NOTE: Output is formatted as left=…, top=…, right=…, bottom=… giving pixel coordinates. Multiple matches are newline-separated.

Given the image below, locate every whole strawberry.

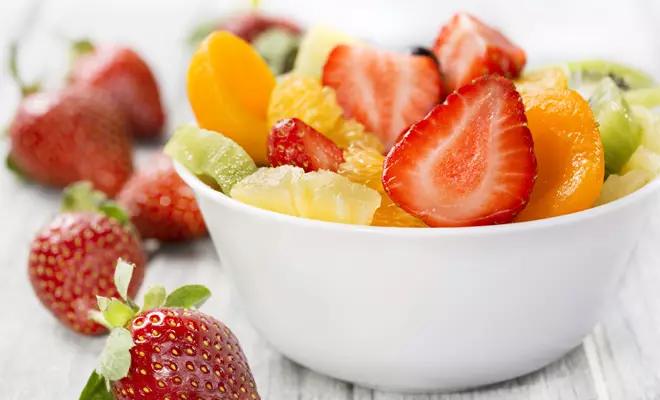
left=8, top=86, right=133, bottom=196
left=6, top=43, right=133, bottom=196
left=79, top=263, right=261, bottom=400
left=70, top=40, right=166, bottom=139
left=28, top=183, right=146, bottom=335
left=117, top=152, right=207, bottom=241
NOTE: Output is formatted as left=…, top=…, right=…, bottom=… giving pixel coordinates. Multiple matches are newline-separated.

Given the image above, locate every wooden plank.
left=587, top=204, right=660, bottom=400
left=363, top=348, right=596, bottom=400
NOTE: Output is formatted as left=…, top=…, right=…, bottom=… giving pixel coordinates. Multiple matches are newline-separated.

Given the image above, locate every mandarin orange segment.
left=372, top=197, right=428, bottom=228
left=515, top=67, right=568, bottom=95
left=268, top=75, right=343, bottom=134
left=268, top=75, right=384, bottom=152
left=516, top=89, right=605, bottom=222
left=187, top=31, right=276, bottom=165
left=338, top=145, right=427, bottom=227
left=337, top=145, right=385, bottom=191
left=327, top=118, right=384, bottom=153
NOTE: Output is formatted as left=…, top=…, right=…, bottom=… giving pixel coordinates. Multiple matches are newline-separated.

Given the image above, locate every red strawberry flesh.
left=112, top=308, right=260, bottom=400
left=322, top=45, right=443, bottom=151
left=382, top=76, right=536, bottom=227
left=267, top=118, right=344, bottom=172
left=432, top=12, right=526, bottom=94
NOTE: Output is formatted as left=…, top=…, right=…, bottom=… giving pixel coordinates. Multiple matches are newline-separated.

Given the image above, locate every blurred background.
left=2, top=1, right=660, bottom=399
left=3, top=0, right=660, bottom=134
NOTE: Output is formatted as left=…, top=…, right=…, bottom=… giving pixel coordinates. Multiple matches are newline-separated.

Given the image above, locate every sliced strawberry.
left=322, top=45, right=442, bottom=152
left=382, top=76, right=537, bottom=227
left=267, top=118, right=344, bottom=172
left=432, top=12, right=526, bottom=94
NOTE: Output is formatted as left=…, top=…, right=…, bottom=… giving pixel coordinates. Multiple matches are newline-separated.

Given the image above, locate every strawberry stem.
left=8, top=41, right=40, bottom=97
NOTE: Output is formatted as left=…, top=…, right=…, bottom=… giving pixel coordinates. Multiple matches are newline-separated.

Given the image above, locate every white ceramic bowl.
left=175, top=161, right=660, bottom=392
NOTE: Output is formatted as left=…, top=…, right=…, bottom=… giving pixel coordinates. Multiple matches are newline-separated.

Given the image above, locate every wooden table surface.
left=1, top=1, right=660, bottom=399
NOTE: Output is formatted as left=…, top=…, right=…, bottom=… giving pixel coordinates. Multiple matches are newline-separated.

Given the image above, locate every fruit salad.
left=167, top=11, right=660, bottom=228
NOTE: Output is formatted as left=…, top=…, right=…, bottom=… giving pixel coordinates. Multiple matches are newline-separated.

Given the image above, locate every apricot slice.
left=516, top=89, right=605, bottom=222
left=187, top=31, right=276, bottom=165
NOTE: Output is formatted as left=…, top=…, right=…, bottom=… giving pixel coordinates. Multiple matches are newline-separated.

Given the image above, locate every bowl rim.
left=175, top=161, right=660, bottom=236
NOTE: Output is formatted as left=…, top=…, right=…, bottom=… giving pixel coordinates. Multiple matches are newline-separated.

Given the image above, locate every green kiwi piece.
left=631, top=105, right=660, bottom=154
left=588, top=77, right=642, bottom=175
left=164, top=125, right=258, bottom=194
left=595, top=169, right=655, bottom=206
left=624, top=87, right=660, bottom=108
left=536, top=60, right=655, bottom=100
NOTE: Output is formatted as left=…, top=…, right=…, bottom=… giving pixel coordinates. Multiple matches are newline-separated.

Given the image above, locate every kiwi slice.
left=561, top=60, right=656, bottom=99
left=631, top=105, right=660, bottom=154
left=164, top=125, right=258, bottom=194
left=621, top=146, right=660, bottom=176
left=252, top=28, right=300, bottom=76
left=624, top=87, right=660, bottom=108
left=588, top=77, right=642, bottom=175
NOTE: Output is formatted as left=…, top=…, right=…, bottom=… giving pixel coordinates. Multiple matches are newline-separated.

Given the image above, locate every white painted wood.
left=0, top=0, right=660, bottom=399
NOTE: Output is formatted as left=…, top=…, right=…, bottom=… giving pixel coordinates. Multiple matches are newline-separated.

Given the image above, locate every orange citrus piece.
left=268, top=75, right=384, bottom=152
left=338, top=145, right=427, bottom=227
left=187, top=31, right=276, bottom=165
left=515, top=67, right=568, bottom=95
left=516, top=89, right=605, bottom=222
left=327, top=118, right=384, bottom=153
left=268, top=75, right=343, bottom=134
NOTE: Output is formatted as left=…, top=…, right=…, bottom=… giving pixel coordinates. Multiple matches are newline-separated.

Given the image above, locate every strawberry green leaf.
left=61, top=182, right=130, bottom=226
left=71, top=39, right=96, bottom=58
left=114, top=259, right=134, bottom=303
left=5, top=155, right=27, bottom=181
left=98, top=203, right=131, bottom=227
left=89, top=310, right=112, bottom=330
left=142, top=285, right=166, bottom=311
left=97, top=328, right=134, bottom=382
left=164, top=285, right=211, bottom=309
left=103, top=299, right=135, bottom=328
left=8, top=41, right=40, bottom=96
left=91, top=296, right=113, bottom=328
left=78, top=371, right=115, bottom=400
left=97, top=296, right=111, bottom=312
left=62, top=181, right=107, bottom=212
